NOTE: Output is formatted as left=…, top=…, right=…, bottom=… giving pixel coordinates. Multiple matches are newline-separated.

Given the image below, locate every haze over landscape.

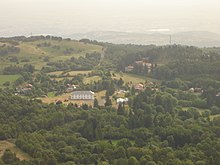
left=0, top=0, right=220, bottom=34
left=2, top=1, right=220, bottom=164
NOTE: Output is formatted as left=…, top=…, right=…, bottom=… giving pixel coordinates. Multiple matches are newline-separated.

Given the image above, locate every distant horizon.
left=1, top=30, right=220, bottom=39
left=1, top=0, right=220, bottom=37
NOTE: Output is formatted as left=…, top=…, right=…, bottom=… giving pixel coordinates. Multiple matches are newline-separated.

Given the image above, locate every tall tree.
left=93, top=98, right=99, bottom=108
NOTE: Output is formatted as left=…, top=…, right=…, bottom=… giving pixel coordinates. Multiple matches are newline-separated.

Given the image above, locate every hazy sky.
left=0, top=0, right=220, bottom=36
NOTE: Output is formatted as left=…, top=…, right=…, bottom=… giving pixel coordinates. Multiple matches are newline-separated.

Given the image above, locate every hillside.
left=1, top=36, right=220, bottom=165
left=0, top=36, right=103, bottom=72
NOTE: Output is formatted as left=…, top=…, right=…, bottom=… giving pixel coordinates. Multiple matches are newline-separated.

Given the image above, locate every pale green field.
left=0, top=39, right=103, bottom=72
left=47, top=71, right=65, bottom=76
left=0, top=75, right=20, bottom=86
left=48, top=70, right=92, bottom=76
left=113, top=72, right=158, bottom=84
left=68, top=70, right=91, bottom=76
left=210, top=114, right=220, bottom=121
left=41, top=90, right=106, bottom=106
left=0, top=140, right=31, bottom=160
left=84, top=76, right=102, bottom=84
left=182, top=107, right=210, bottom=114
left=29, top=40, right=103, bottom=56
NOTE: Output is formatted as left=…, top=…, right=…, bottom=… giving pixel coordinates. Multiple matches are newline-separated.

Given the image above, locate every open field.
left=84, top=76, right=102, bottom=84
left=0, top=75, right=20, bottom=86
left=41, top=90, right=106, bottom=106
left=68, top=70, right=91, bottom=76
left=0, top=140, right=31, bottom=160
left=210, top=114, right=220, bottom=121
left=182, top=107, right=210, bottom=114
left=112, top=72, right=159, bottom=84
left=29, top=40, right=103, bottom=57
left=47, top=71, right=65, bottom=76
left=0, top=39, right=103, bottom=72
left=48, top=70, right=92, bottom=77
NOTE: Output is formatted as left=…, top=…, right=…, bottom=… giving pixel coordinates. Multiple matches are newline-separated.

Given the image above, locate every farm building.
left=134, top=83, right=144, bottom=91
left=116, top=98, right=128, bottom=104
left=125, top=65, right=134, bottom=72
left=70, top=91, right=95, bottom=100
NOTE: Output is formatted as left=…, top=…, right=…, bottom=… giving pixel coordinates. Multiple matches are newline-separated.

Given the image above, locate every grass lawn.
left=0, top=39, right=104, bottom=73
left=48, top=70, right=92, bottom=77
left=84, top=76, right=102, bottom=84
left=40, top=90, right=106, bottom=106
left=68, top=70, right=91, bottom=76
left=210, top=114, right=220, bottom=121
left=112, top=72, right=159, bottom=84
left=182, top=107, right=210, bottom=114
left=0, top=75, right=20, bottom=86
left=47, top=92, right=55, bottom=98
left=95, top=90, right=106, bottom=106
left=41, top=92, right=94, bottom=106
left=47, top=71, right=65, bottom=76
left=0, top=140, right=31, bottom=160
left=30, top=40, right=103, bottom=57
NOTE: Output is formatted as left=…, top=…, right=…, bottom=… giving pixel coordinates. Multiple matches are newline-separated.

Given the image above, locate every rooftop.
left=72, top=91, right=95, bottom=95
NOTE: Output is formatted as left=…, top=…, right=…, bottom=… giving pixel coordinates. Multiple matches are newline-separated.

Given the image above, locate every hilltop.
left=0, top=36, right=103, bottom=73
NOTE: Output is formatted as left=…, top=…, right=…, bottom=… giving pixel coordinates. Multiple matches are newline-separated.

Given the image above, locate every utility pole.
left=169, top=35, right=172, bottom=45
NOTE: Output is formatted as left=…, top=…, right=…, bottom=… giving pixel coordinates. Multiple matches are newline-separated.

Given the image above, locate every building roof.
left=116, top=98, right=128, bottom=104
left=126, top=65, right=134, bottom=68
left=72, top=91, right=95, bottom=95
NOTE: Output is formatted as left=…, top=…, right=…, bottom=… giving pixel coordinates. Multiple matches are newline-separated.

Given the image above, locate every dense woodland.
left=0, top=36, right=220, bottom=165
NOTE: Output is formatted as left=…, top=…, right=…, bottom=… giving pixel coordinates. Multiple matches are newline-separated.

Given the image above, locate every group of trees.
left=1, top=79, right=220, bottom=164
left=3, top=64, right=35, bottom=74
left=0, top=45, right=20, bottom=56
left=41, top=52, right=101, bottom=73
left=1, top=36, right=220, bottom=164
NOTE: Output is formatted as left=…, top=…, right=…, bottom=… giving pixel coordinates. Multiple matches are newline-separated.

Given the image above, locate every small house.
left=125, top=65, right=134, bottom=72
left=66, top=84, right=77, bottom=93
left=116, top=98, right=128, bottom=104
left=134, top=83, right=144, bottom=91
left=189, top=88, right=203, bottom=93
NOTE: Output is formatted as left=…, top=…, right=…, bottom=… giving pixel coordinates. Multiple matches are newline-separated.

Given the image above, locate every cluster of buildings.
left=125, top=58, right=156, bottom=73
left=15, top=84, right=33, bottom=95
left=188, top=87, right=203, bottom=94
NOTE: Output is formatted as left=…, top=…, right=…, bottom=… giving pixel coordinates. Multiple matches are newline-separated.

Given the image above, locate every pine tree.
left=117, top=102, right=126, bottom=115
left=93, top=98, right=99, bottom=108
left=105, top=91, right=112, bottom=107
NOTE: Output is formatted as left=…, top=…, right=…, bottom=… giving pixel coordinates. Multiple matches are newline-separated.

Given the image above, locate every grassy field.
left=48, top=70, right=92, bottom=77
left=41, top=90, right=106, bottom=106
left=182, top=107, right=210, bottom=114
left=0, top=75, right=20, bottom=86
left=68, top=70, right=91, bottom=76
left=0, top=140, right=31, bottom=160
left=112, top=72, right=159, bottom=84
left=47, top=92, right=55, bottom=98
left=29, top=40, right=103, bottom=57
left=0, top=39, right=103, bottom=72
left=84, top=76, right=102, bottom=84
left=210, top=114, right=220, bottom=121
left=47, top=71, right=65, bottom=76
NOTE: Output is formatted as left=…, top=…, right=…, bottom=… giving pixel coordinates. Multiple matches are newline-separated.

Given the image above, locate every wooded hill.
left=0, top=36, right=220, bottom=165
